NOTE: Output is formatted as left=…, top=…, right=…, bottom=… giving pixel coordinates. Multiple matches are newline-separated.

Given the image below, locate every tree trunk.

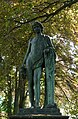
left=7, top=75, right=12, bottom=117
left=13, top=68, right=20, bottom=114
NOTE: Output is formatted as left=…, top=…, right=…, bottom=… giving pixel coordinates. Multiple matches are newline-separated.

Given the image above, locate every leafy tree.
left=0, top=0, right=78, bottom=118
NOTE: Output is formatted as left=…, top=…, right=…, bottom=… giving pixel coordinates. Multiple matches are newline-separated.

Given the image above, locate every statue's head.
left=32, top=21, right=43, bottom=33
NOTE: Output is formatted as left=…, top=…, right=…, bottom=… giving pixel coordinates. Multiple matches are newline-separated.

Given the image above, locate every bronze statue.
left=21, top=21, right=56, bottom=108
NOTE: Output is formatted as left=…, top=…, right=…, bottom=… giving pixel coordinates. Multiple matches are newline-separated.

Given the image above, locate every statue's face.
left=33, top=25, right=41, bottom=34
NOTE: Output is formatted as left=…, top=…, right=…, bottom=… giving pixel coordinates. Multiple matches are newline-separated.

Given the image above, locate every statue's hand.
left=20, top=65, right=27, bottom=79
left=44, top=48, right=52, bottom=58
left=44, top=48, right=50, bottom=54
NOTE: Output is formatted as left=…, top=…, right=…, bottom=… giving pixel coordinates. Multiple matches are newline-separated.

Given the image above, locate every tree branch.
left=33, top=0, right=59, bottom=13
left=16, top=0, right=78, bottom=23
left=56, top=82, right=70, bottom=102
left=5, top=0, right=78, bottom=36
left=42, top=0, right=78, bottom=22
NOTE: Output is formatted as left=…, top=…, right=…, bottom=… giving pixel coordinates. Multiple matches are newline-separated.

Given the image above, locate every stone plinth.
left=17, top=104, right=62, bottom=115
left=9, top=107, right=69, bottom=119
left=18, top=107, right=61, bottom=115
left=9, top=115, right=69, bottom=119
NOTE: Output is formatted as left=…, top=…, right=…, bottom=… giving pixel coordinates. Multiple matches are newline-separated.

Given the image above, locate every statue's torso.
left=26, top=35, right=51, bottom=68
left=31, top=35, right=45, bottom=60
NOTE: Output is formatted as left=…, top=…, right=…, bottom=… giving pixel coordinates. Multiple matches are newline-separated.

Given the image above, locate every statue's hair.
left=32, top=21, right=43, bottom=32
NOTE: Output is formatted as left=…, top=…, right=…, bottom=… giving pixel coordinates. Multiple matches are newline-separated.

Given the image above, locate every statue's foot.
left=30, top=106, right=34, bottom=108
left=34, top=103, right=40, bottom=108
left=30, top=105, right=40, bottom=109
left=35, top=106, right=41, bottom=109
left=44, top=103, right=57, bottom=108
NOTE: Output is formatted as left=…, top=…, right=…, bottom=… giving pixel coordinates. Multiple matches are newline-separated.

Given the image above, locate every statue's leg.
left=34, top=67, right=42, bottom=107
left=26, top=59, right=34, bottom=107
left=27, top=69, right=34, bottom=107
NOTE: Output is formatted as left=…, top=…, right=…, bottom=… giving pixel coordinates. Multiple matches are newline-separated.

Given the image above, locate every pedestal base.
left=18, top=104, right=61, bottom=115
left=9, top=115, right=69, bottom=119
left=18, top=107, right=61, bottom=115
left=9, top=106, right=69, bottom=119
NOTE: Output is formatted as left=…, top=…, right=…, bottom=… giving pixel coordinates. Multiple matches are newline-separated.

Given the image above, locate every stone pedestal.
left=17, top=103, right=61, bottom=115
left=9, top=107, right=69, bottom=119
left=10, top=115, right=69, bottom=119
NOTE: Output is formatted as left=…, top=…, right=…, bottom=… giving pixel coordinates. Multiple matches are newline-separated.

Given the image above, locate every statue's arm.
left=46, top=36, right=53, bottom=48
left=20, top=40, right=31, bottom=78
left=45, top=36, right=56, bottom=61
left=22, top=40, right=31, bottom=66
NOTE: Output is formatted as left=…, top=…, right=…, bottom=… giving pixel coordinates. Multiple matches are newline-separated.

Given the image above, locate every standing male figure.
left=21, top=21, right=56, bottom=108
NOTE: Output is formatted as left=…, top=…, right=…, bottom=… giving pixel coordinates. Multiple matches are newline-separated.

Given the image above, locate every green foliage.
left=0, top=0, right=78, bottom=118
